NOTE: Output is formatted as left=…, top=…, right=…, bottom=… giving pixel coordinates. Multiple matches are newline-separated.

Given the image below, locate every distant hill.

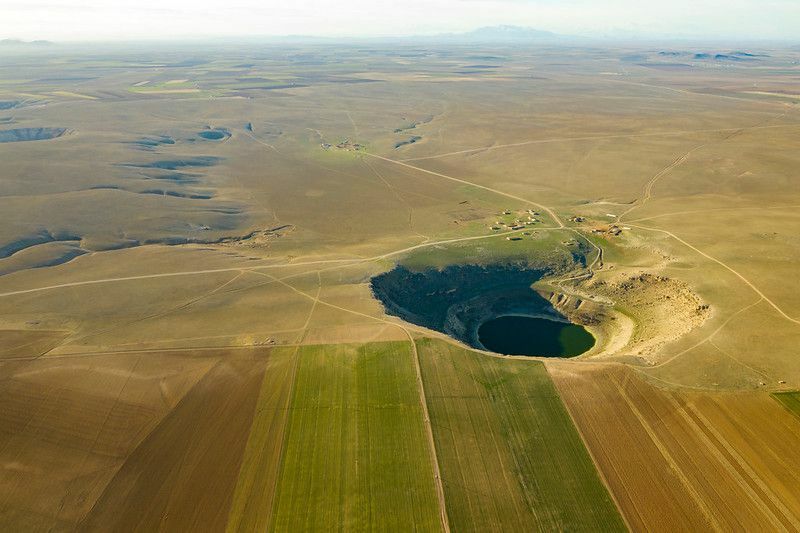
left=0, top=39, right=54, bottom=46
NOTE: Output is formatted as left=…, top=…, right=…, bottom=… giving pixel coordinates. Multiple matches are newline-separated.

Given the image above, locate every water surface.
left=478, top=315, right=594, bottom=357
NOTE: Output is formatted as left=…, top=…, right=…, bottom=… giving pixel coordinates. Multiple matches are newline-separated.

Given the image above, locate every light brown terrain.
left=1, top=42, right=799, bottom=531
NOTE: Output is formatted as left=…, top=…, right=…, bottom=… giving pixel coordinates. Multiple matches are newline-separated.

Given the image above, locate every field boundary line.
left=406, top=334, right=451, bottom=533
left=249, top=269, right=450, bottom=530
left=545, top=364, right=633, bottom=532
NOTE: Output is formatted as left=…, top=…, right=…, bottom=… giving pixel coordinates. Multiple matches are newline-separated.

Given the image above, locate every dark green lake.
left=478, top=315, right=595, bottom=357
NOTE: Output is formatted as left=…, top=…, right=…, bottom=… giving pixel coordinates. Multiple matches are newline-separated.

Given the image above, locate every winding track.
left=629, top=223, right=800, bottom=326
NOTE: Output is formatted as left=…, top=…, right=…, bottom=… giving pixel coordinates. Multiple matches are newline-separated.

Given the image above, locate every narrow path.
left=620, top=110, right=790, bottom=222
left=63, top=270, right=248, bottom=347
left=263, top=271, right=323, bottom=529
left=627, top=204, right=800, bottom=224
left=629, top=224, right=800, bottom=326
left=0, top=260, right=357, bottom=298
left=654, top=297, right=764, bottom=368
left=619, top=142, right=712, bottom=221
left=0, top=230, right=530, bottom=298
left=362, top=158, right=429, bottom=241
left=404, top=330, right=451, bottom=533
left=363, top=149, right=612, bottom=287
left=362, top=152, right=564, bottom=228
left=400, top=123, right=800, bottom=163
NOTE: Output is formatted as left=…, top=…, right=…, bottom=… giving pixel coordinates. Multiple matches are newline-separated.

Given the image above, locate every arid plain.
left=1, top=42, right=800, bottom=531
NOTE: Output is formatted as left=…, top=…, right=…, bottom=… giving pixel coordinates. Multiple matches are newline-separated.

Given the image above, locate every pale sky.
left=2, top=0, right=799, bottom=41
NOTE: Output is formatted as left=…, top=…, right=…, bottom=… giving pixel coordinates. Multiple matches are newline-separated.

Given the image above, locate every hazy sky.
left=2, top=0, right=799, bottom=41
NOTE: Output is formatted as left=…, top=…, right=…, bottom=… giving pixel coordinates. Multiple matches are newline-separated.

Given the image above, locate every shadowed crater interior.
left=370, top=263, right=594, bottom=357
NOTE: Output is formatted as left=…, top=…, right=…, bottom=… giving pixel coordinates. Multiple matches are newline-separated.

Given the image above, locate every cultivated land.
left=269, top=342, right=442, bottom=532
left=549, top=362, right=800, bottom=531
left=1, top=41, right=800, bottom=530
left=418, top=339, right=625, bottom=531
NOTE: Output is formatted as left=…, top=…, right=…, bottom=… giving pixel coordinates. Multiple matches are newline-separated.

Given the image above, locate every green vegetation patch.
left=417, top=338, right=625, bottom=532
left=398, top=228, right=586, bottom=271
left=772, top=391, right=800, bottom=419
left=270, top=342, right=442, bottom=531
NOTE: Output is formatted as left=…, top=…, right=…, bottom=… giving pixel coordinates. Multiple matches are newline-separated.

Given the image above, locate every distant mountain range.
left=426, top=26, right=566, bottom=42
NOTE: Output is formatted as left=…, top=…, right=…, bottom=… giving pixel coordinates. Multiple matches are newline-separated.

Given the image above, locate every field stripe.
left=544, top=363, right=633, bottom=532
left=419, top=339, right=625, bottom=531
left=678, top=399, right=800, bottom=531
left=773, top=392, right=800, bottom=421
left=408, top=334, right=451, bottom=533
left=609, top=376, right=724, bottom=531
left=225, top=348, right=299, bottom=532
left=268, top=342, right=442, bottom=531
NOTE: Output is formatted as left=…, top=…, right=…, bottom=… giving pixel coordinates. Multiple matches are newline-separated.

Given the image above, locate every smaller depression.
left=198, top=129, right=230, bottom=141
left=478, top=315, right=594, bottom=357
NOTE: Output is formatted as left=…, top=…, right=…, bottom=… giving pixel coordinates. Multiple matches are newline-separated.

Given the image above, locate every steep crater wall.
left=370, top=263, right=584, bottom=352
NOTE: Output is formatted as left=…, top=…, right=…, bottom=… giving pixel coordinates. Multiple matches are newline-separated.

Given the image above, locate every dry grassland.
left=0, top=329, right=67, bottom=359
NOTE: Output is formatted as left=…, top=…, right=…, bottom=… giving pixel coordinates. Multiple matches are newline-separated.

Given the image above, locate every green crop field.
left=268, top=342, right=442, bottom=532
left=417, top=338, right=625, bottom=532
left=773, top=391, right=800, bottom=419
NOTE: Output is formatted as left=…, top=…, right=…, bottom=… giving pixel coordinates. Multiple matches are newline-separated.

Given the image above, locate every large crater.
left=370, top=263, right=595, bottom=357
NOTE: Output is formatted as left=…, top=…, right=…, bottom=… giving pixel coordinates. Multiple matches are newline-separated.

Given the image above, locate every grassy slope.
left=417, top=338, right=625, bottom=532
left=269, top=341, right=442, bottom=532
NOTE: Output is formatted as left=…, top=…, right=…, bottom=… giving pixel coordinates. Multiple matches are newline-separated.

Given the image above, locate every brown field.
left=80, top=351, right=270, bottom=531
left=0, top=347, right=272, bottom=531
left=549, top=361, right=800, bottom=531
